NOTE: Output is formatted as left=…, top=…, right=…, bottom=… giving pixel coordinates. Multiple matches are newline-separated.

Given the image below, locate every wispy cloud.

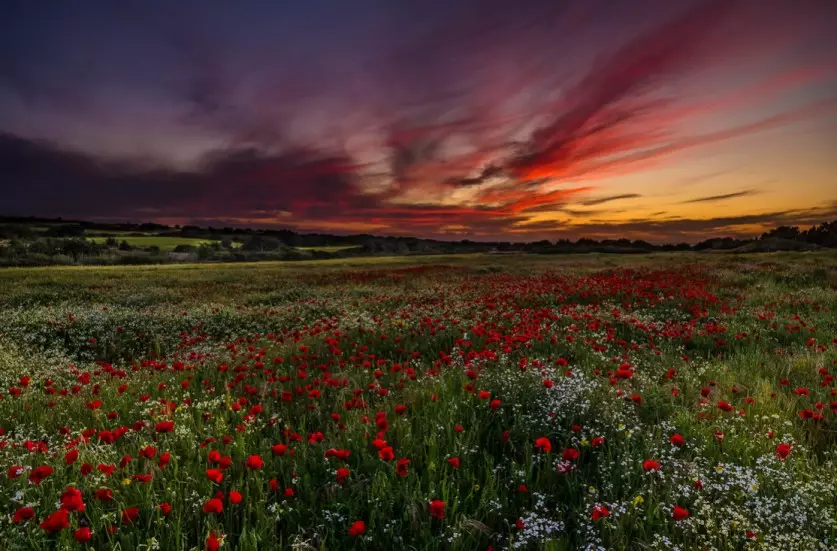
left=681, top=190, right=757, bottom=204
left=580, top=194, right=642, bottom=206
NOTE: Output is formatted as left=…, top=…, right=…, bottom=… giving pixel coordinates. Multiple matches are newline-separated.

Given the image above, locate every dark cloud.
left=510, top=219, right=568, bottom=232
left=447, top=165, right=505, bottom=187
left=560, top=208, right=623, bottom=218
left=580, top=194, right=642, bottom=206
left=681, top=190, right=757, bottom=204
left=0, top=132, right=374, bottom=220
left=0, top=5, right=91, bottom=113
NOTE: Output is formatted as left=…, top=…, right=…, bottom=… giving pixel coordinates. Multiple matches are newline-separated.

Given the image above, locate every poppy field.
left=1, top=253, right=836, bottom=550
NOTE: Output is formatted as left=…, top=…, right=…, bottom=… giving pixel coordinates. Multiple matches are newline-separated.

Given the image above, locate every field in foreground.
left=1, top=252, right=836, bottom=550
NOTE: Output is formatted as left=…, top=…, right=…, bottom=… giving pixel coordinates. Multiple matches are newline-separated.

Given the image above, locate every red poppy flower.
left=158, top=452, right=171, bottom=469
left=336, top=467, right=350, bottom=484
left=379, top=446, right=395, bottom=461
left=207, top=531, right=221, bottom=551
left=155, top=421, right=174, bottom=433
left=591, top=504, right=610, bottom=520
left=672, top=505, right=690, bottom=521
left=202, top=498, right=224, bottom=515
left=429, top=500, right=446, bottom=519
left=40, top=509, right=70, bottom=534
left=73, top=527, right=92, bottom=543
left=776, top=443, right=792, bottom=460
left=670, top=434, right=685, bottom=447
left=60, top=486, right=85, bottom=512
left=561, top=448, right=579, bottom=462
left=245, top=455, right=263, bottom=470
left=643, top=459, right=661, bottom=472
left=229, top=491, right=242, bottom=504
left=348, top=520, right=366, bottom=536
left=324, top=448, right=351, bottom=461
left=139, top=446, right=157, bottom=459
left=121, top=508, right=140, bottom=525
left=534, top=437, right=552, bottom=453
left=13, top=507, right=35, bottom=523
left=159, top=502, right=172, bottom=516
left=206, top=469, right=224, bottom=483
left=396, top=457, right=410, bottom=477
left=447, top=457, right=461, bottom=469
left=29, top=465, right=54, bottom=485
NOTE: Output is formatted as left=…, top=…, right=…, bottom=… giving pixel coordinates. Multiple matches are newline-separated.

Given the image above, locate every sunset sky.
left=1, top=0, right=836, bottom=242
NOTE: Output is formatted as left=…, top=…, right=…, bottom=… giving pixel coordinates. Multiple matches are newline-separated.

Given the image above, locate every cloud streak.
left=681, top=190, right=757, bottom=204
left=580, top=194, right=642, bottom=206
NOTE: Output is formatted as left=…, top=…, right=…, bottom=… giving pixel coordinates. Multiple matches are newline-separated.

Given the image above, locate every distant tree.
left=631, top=240, right=654, bottom=250
left=196, top=244, right=217, bottom=260
left=119, top=240, right=132, bottom=251
left=760, top=225, right=801, bottom=241
left=802, top=221, right=837, bottom=248
left=45, top=224, right=84, bottom=237
left=693, top=237, right=747, bottom=251
left=0, top=224, right=37, bottom=239
left=241, top=236, right=284, bottom=252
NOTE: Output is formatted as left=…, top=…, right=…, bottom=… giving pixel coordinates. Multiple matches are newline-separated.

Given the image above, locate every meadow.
left=0, top=252, right=836, bottom=550
left=86, top=236, right=219, bottom=251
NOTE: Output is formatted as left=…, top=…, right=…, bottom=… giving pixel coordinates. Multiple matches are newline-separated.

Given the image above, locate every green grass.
left=84, top=230, right=153, bottom=237
left=87, top=236, right=218, bottom=250
left=295, top=245, right=358, bottom=253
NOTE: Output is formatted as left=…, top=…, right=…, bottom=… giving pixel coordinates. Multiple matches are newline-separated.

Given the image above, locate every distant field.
left=84, top=230, right=152, bottom=237
left=88, top=236, right=216, bottom=250
left=296, top=245, right=357, bottom=253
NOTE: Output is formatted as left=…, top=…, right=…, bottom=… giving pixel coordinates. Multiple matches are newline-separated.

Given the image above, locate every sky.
left=1, top=0, right=836, bottom=243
